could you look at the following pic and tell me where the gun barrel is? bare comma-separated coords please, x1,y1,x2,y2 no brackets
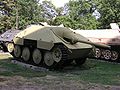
77,39,110,49
51,28,110,49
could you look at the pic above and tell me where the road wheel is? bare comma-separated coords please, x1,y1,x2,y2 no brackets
32,49,42,65
111,51,119,61
103,50,111,60
52,46,63,63
22,47,31,62
44,51,56,68
44,45,68,69
75,58,87,65
14,45,21,58
95,48,101,58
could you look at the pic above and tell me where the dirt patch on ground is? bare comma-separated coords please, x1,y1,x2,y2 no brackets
0,76,119,90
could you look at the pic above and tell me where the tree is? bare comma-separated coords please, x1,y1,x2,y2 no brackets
68,0,99,29
51,0,99,30
0,0,15,32
0,0,45,31
94,0,120,28
40,0,59,26
15,0,45,29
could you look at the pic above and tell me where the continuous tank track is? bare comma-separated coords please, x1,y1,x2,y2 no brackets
11,44,72,69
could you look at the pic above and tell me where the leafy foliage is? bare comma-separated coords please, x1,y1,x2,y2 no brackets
41,0,57,19
0,0,120,31
51,0,99,30
0,0,15,32
0,0,45,31
94,0,120,28
16,0,45,29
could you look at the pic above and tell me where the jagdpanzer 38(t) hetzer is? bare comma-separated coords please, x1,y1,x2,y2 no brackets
7,24,109,68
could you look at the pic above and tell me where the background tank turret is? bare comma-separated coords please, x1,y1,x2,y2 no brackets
8,25,109,69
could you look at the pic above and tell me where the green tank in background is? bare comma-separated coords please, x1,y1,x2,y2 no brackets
7,24,110,69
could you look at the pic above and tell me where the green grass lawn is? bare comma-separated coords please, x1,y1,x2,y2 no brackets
0,53,47,77
59,60,120,85
0,53,120,85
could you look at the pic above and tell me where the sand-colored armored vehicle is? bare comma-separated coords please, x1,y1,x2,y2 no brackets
7,24,110,68
74,23,120,62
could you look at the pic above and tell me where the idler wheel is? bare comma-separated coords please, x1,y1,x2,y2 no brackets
7,43,14,53
103,50,111,60
14,45,21,58
111,51,119,61
44,51,56,68
95,48,101,58
75,58,86,65
32,49,42,65
22,47,31,62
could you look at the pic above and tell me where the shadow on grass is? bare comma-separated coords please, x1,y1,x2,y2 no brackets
0,58,47,78
50,59,120,85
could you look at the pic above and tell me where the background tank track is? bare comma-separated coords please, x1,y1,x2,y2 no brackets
94,45,120,63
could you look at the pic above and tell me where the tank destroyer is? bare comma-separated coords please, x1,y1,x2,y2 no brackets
6,24,110,69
